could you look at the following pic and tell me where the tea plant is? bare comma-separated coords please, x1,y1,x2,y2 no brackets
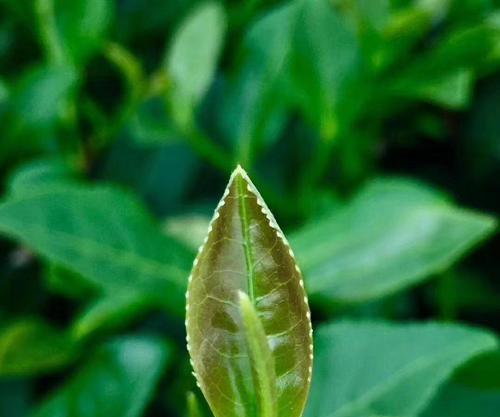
0,0,499,417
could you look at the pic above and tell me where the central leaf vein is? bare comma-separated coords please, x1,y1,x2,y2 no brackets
237,175,256,304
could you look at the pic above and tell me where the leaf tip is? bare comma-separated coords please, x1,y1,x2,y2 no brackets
232,164,249,180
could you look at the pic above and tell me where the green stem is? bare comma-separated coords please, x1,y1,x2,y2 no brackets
34,0,66,65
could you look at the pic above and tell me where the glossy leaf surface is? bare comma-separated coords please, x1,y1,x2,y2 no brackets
186,166,312,417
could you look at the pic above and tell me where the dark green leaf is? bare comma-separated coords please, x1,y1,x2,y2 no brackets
0,185,193,315
0,319,77,376
422,350,500,417
291,178,496,306
186,166,313,417
305,321,498,417
32,337,170,417
422,383,500,417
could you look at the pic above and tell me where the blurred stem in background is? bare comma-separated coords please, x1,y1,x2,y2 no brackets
34,0,65,66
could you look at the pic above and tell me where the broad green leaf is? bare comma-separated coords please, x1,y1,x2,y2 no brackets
422,350,500,417
305,321,498,417
32,337,170,417
186,166,313,417
166,2,226,126
0,319,77,376
291,178,496,306
53,0,113,65
0,185,193,315
72,292,153,340
291,0,359,136
239,291,278,417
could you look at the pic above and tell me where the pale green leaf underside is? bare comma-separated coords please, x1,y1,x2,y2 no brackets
305,321,497,417
187,166,313,417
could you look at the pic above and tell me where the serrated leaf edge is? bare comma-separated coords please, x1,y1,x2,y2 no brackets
185,165,313,391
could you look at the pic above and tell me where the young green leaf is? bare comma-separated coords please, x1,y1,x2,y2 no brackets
186,166,313,417
239,291,277,417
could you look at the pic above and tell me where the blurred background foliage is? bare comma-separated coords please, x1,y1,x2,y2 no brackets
0,0,500,416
